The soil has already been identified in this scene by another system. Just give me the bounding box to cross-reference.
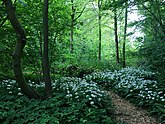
[107,91,161,124]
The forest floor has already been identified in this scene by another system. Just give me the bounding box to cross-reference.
[107,91,161,124]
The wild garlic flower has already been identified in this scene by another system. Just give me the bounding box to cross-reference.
[90,101,94,105]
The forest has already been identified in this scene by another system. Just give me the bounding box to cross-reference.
[0,0,165,123]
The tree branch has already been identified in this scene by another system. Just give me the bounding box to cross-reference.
[74,2,89,21]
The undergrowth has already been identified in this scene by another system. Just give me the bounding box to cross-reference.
[84,67,165,123]
[0,78,114,124]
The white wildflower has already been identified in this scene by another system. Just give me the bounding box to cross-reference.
[67,90,70,94]
[75,96,79,99]
[90,101,94,105]
[91,94,96,98]
[7,87,10,90]
[145,88,148,91]
[18,92,22,96]
[89,97,92,100]
[7,84,11,87]
[9,91,12,94]
[160,96,164,99]
[158,91,163,94]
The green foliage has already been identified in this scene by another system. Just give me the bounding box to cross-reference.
[136,0,165,86]
[150,103,165,123]
[0,78,114,124]
[139,40,165,85]
[1,0,164,122]
[101,0,127,11]
[0,0,139,81]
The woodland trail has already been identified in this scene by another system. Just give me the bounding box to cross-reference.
[108,91,161,124]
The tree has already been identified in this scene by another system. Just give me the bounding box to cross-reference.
[43,0,52,97]
[136,0,165,35]
[69,0,88,54]
[98,0,102,61]
[136,0,165,83]
[122,1,128,67]
[2,0,42,99]
[101,0,127,64]
[70,0,75,54]
[113,6,119,64]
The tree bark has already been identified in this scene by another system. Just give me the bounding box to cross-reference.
[98,0,102,61]
[43,0,52,98]
[123,2,128,68]
[114,9,119,64]
[70,0,75,54]
[3,0,41,99]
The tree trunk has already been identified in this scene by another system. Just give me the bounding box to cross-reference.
[3,0,41,99]
[123,2,128,68]
[70,0,75,54]
[98,0,102,61]
[114,9,119,64]
[43,0,52,98]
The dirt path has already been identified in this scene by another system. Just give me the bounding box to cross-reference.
[108,91,161,124]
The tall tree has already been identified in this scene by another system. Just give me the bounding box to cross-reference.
[43,0,52,97]
[70,0,75,54]
[122,1,128,67]
[98,0,102,60]
[114,7,119,64]
[3,0,41,99]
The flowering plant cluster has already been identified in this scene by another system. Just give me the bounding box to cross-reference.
[114,68,164,103]
[1,79,23,96]
[84,70,116,88]
[84,67,165,122]
[85,67,164,103]
[52,77,107,106]
[116,67,155,77]
[1,67,164,122]
[0,78,114,123]
[1,77,109,107]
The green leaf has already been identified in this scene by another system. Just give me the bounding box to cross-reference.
[0,42,5,51]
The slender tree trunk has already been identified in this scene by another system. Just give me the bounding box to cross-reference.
[3,0,41,99]
[69,0,88,54]
[70,19,74,54]
[70,0,75,54]
[39,31,44,78]
[98,0,102,61]
[114,9,119,64]
[123,2,128,68]
[43,0,52,98]
[39,31,43,62]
